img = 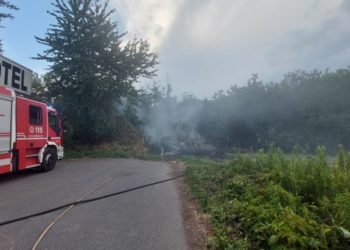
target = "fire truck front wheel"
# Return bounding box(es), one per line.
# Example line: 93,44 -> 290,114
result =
41,148 -> 58,172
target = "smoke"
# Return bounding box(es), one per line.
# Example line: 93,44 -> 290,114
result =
111,0 -> 184,49
138,87 -> 213,155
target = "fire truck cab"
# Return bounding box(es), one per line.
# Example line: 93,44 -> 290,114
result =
0,86 -> 64,175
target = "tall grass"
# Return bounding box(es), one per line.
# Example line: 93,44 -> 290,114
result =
185,147 -> 350,249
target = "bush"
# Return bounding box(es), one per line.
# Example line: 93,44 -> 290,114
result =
185,148 -> 350,249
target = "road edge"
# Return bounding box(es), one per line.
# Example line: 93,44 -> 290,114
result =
169,161 -> 212,250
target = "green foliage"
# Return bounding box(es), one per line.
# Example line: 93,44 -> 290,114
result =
65,143 -> 161,160
122,97 -> 143,127
0,0 -> 18,52
35,0 -> 158,144
65,147 -> 132,159
196,70 -> 350,153
29,73 -> 52,103
185,149 -> 350,249
137,68 -> 350,154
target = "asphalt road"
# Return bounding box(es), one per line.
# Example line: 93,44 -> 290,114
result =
0,159 -> 188,250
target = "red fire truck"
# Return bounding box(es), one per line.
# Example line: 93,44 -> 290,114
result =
0,56 -> 63,175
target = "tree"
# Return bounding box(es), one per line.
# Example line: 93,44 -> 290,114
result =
195,68 -> 350,153
0,0 -> 18,53
30,73 -> 52,103
35,0 -> 158,144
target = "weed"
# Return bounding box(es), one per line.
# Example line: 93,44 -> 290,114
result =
185,148 -> 350,249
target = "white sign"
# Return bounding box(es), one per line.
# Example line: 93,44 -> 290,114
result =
0,55 -> 33,95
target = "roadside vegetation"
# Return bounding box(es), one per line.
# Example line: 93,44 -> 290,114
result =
65,142 -> 161,161
137,69 -> 350,155
185,147 -> 350,249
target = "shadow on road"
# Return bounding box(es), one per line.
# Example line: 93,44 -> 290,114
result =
0,169 -> 40,185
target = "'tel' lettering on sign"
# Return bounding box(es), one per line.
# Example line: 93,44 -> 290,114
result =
0,55 -> 33,95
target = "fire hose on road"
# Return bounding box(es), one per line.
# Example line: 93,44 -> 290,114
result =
0,174 -> 184,228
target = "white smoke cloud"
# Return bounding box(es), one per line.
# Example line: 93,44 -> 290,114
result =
111,0 -> 184,49
112,0 -> 348,97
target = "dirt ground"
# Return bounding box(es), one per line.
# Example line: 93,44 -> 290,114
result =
169,161 -> 212,250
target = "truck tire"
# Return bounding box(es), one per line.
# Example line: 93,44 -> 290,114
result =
41,148 -> 57,172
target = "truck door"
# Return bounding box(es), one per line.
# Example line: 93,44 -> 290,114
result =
0,95 -> 13,174
16,98 -> 47,170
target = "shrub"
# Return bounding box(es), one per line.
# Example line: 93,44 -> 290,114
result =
185,148 -> 350,249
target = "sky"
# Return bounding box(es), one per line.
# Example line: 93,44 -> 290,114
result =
1,0 -> 350,98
